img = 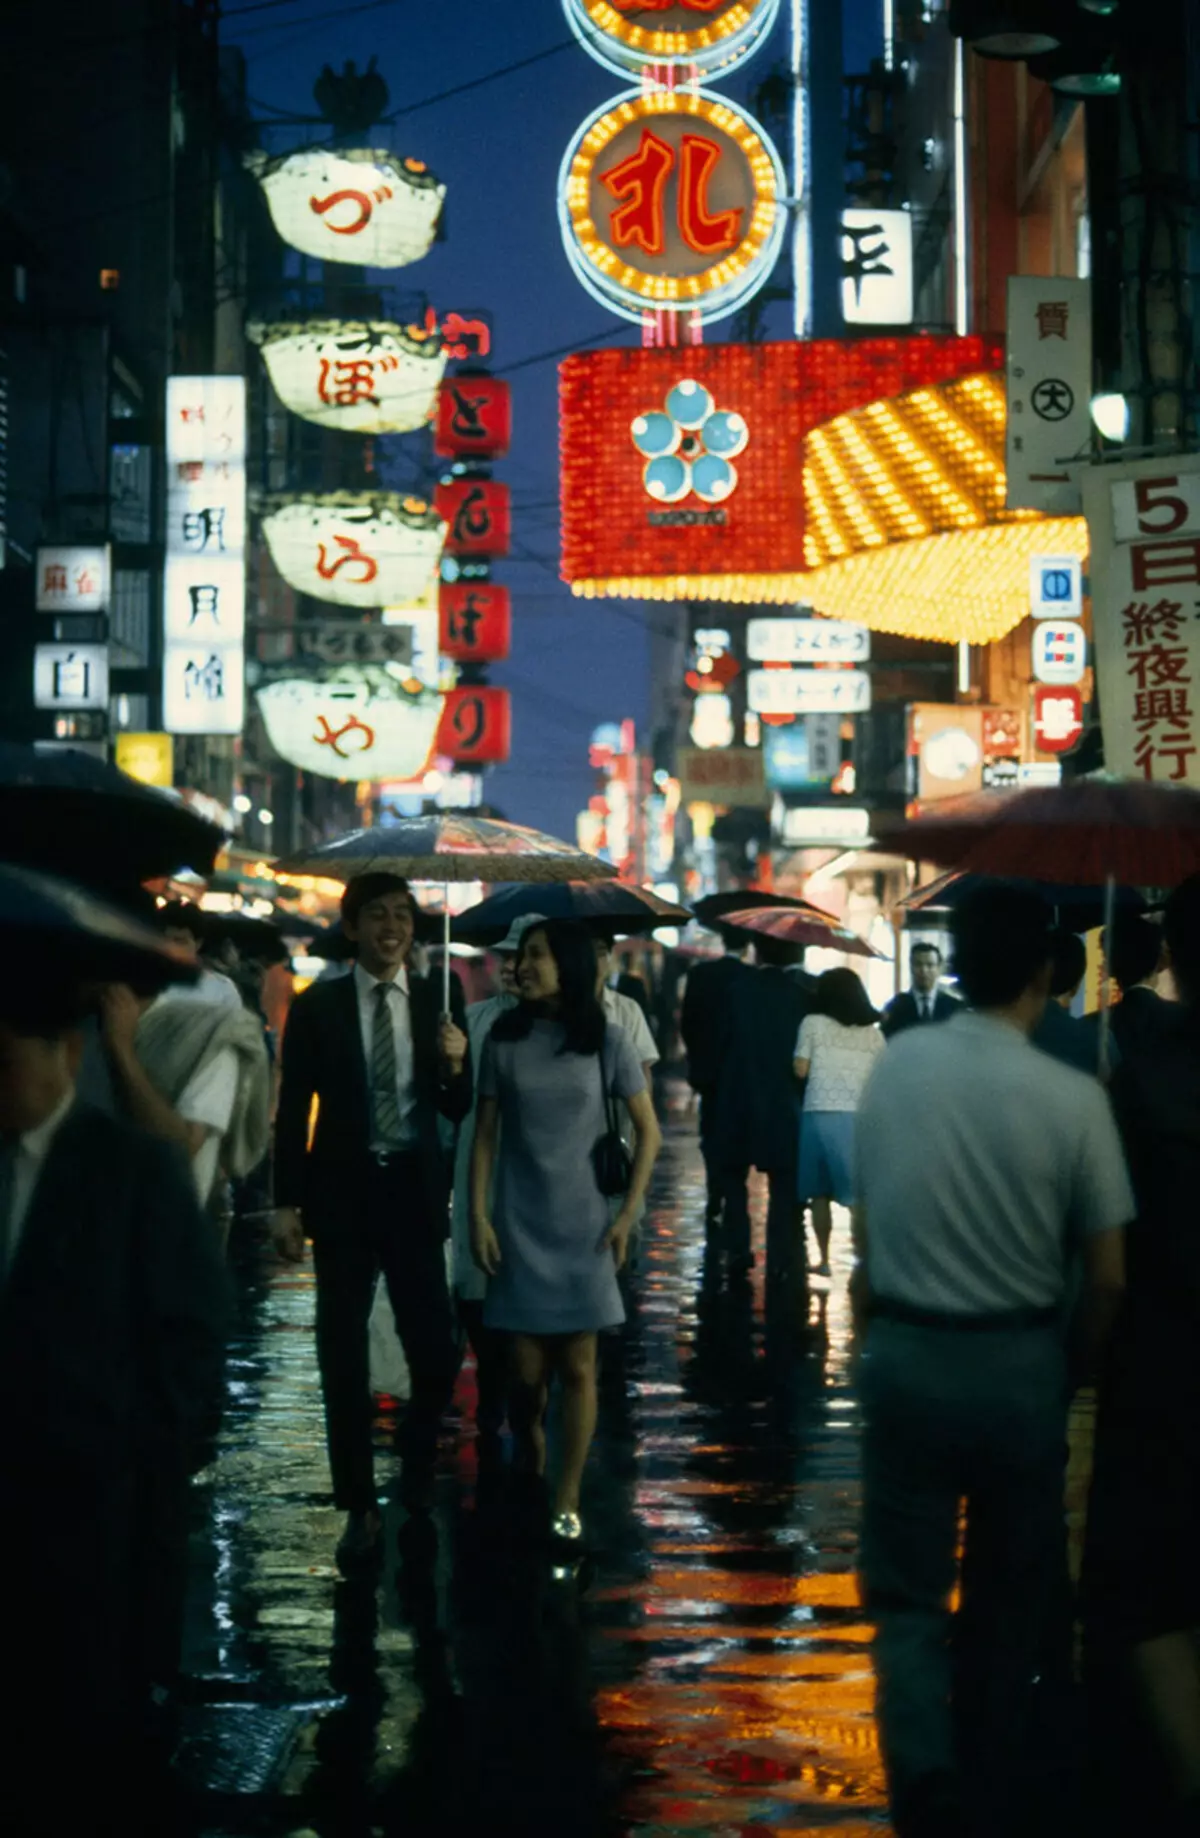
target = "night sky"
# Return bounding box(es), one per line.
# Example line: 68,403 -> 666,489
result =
225,0 -> 881,840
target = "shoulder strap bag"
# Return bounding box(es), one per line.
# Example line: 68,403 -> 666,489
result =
591,1024 -> 633,1199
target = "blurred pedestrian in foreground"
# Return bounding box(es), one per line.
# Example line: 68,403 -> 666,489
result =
681,925 -> 750,1233
273,873 -> 470,1569
470,919 -> 661,1551
855,882 -> 1132,1838
1105,908 -> 1174,1058
451,914 -> 544,1471
157,901 -> 241,1008
793,968 -> 883,1278
1087,875 -> 1200,1830
880,941 -> 961,1039
1032,927 -> 1108,1075
0,972 -> 230,1832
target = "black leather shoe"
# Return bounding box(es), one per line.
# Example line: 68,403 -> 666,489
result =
336,1509 -> 383,1572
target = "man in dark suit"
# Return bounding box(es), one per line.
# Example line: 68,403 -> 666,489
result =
1106,909 -> 1175,1059
681,930 -> 751,1234
881,941 -> 962,1039
0,974 -> 230,1831
273,873 -> 471,1567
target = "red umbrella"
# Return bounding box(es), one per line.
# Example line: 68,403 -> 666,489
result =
721,904 -> 883,960
878,780 -> 1200,887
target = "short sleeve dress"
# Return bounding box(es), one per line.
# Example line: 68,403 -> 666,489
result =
479,1019 -> 646,1335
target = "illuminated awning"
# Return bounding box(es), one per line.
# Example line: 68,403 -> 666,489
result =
802,372 -> 1088,644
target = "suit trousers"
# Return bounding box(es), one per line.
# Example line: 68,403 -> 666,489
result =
312,1153 -> 458,1513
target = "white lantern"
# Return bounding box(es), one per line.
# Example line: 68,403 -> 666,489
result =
244,148 -> 445,268
256,672 -> 442,782
261,493 -> 446,609
248,319 -> 447,434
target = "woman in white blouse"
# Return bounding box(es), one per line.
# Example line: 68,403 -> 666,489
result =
793,969 -> 885,1277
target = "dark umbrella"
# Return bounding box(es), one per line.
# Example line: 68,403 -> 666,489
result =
720,903 -> 884,961
0,743 -> 225,887
452,880 -> 690,945
897,868 -> 1146,930
0,864 -> 198,993
202,912 -> 290,966
691,889 -> 828,925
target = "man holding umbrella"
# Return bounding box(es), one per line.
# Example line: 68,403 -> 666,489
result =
273,873 -> 471,1566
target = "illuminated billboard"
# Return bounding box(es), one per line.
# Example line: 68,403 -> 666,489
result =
163,376 -> 245,736
261,493 -> 445,609
245,148 -> 445,269
562,0 -> 782,77
248,319 -> 446,434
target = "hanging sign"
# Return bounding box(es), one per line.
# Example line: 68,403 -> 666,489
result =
1030,554 -> 1083,619
438,582 -> 511,662
1033,685 -> 1084,755
248,319 -> 446,434
260,494 -> 445,609
436,686 -> 511,764
33,644 -> 109,710
244,147 -> 445,268
256,675 -> 442,781
562,0 -> 782,78
1032,620 -> 1086,686
747,667 -> 871,715
1005,276 -> 1091,515
35,545 -> 110,613
747,616 -> 870,663
1084,452 -> 1200,784
163,376 -> 245,736
559,87 -> 786,326
115,731 -> 174,787
677,745 -> 769,809
434,376 -> 512,459
841,209 -> 914,327
435,479 -> 512,556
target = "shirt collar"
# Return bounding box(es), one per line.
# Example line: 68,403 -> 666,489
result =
20,1085 -> 76,1164
354,961 -> 410,1000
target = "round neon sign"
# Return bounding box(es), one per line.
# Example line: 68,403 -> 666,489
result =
558,88 -> 786,326
562,0 -> 782,78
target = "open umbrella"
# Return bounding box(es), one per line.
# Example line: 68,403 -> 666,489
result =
274,814 -> 615,1007
896,868 -> 1146,930
453,879 -> 690,945
0,743 -> 225,888
691,889 -> 829,925
720,903 -> 883,961
0,864 -> 198,994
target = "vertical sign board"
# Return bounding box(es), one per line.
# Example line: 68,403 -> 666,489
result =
163,377 -> 246,736
1006,277 -> 1091,514
1084,454 -> 1200,784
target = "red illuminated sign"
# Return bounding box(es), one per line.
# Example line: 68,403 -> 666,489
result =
1034,684 -> 1084,755
434,376 -> 512,459
439,583 -> 511,662
435,480 -> 511,556
559,336 -> 1002,595
436,686 -> 511,763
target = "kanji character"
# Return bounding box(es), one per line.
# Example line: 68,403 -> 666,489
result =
1124,644 -> 1192,690
1036,301 -> 1070,339
1121,598 -> 1187,646
1134,687 -> 1193,724
315,534 -> 378,584
1131,539 -> 1200,593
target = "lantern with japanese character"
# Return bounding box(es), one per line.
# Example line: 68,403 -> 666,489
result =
261,493 -> 446,609
255,671 -> 442,781
248,318 -> 447,434
436,686 -> 511,764
434,376 -> 512,459
439,582 -> 511,661
244,148 -> 446,268
434,479 -> 511,556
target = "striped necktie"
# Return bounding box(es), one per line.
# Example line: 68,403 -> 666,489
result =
371,983 -> 404,1144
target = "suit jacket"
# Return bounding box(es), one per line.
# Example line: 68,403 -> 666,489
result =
274,966 -> 472,1236
1111,984 -> 1175,1061
711,964 -> 814,1172
681,955 -> 751,1092
880,988 -> 962,1040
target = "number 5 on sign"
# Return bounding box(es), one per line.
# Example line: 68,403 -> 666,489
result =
1112,472 -> 1200,543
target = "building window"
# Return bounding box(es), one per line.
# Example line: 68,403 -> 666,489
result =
110,569 -> 150,666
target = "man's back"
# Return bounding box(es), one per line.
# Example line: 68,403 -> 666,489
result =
681,955 -> 747,1090
858,1011 -> 1133,1314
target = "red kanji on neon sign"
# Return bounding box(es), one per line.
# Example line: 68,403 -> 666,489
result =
309,185 -> 393,235
436,687 -> 511,763
315,534 -> 379,584
601,130 -> 743,260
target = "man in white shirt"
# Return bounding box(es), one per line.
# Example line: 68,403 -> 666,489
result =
855,883 -> 1132,1838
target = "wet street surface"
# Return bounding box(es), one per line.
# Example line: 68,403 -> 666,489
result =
178,1094 -> 1086,1837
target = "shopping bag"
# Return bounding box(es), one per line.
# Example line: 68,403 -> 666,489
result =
368,1275 -> 411,1400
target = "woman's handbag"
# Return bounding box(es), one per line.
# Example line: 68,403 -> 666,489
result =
591,1030 -> 633,1199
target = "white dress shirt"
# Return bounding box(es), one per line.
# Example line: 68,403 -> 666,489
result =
3,1085 -> 76,1277
354,961 -> 418,1148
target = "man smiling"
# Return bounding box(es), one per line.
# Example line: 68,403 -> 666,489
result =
273,873 -> 471,1567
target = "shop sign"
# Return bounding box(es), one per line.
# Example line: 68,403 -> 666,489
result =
435,686 -> 511,764
747,616 -> 870,662
261,494 -> 445,609
33,644 -> 108,710
747,667 -> 870,715
562,0 -> 782,78
244,147 -> 445,268
434,376 -> 511,459
163,376 -> 245,736
1030,554 -> 1083,620
249,319 -> 446,434
35,545 -> 110,613
1005,276 -> 1091,514
255,675 -> 441,781
435,480 -> 511,556
677,744 -> 769,809
1033,684 -> 1084,755
841,209 -> 913,327
1032,621 -> 1086,685
114,731 -> 173,787
438,582 -> 511,661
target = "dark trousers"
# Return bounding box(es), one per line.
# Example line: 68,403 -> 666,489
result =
860,1318 -> 1067,1836
312,1153 -> 458,1513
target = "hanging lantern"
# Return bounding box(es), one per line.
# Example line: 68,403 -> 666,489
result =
260,493 -> 446,609
436,686 -> 512,763
434,479 -> 511,555
434,376 -> 512,459
438,582 -> 511,661
256,671 -> 443,781
247,318 -> 447,433
244,148 -> 446,268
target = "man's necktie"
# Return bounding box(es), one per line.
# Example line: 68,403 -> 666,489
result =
371,983 -> 404,1144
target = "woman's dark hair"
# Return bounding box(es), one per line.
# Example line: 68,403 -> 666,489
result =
814,967 -> 878,1027
491,918 -> 606,1055
1105,911 -> 1161,991
951,880 -> 1052,1009
1048,927 -> 1087,1000
1165,874 -> 1200,1006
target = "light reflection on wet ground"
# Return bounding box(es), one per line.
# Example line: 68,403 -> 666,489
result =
184,1096 -> 890,1834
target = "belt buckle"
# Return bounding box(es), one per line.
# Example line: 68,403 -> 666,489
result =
372,1148 -> 392,1169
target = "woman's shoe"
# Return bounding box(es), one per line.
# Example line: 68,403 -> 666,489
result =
550,1509 -> 584,1546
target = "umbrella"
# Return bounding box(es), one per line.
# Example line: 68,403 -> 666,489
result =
691,889 -> 829,925
452,879 -> 690,945
274,814 -> 615,1007
0,742 -> 225,887
0,864 -> 198,994
720,904 -> 883,961
896,868 -> 1146,930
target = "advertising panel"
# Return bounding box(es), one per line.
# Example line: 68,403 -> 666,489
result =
163,376 -> 245,736
260,494 -> 445,609
1005,276 -> 1091,515
249,320 -> 446,434
245,148 -> 445,268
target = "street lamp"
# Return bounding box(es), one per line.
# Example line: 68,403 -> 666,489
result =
1090,392 -> 1130,440
947,1 -> 1066,57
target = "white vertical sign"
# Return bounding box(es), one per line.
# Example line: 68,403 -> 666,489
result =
1005,277 -> 1091,514
1083,453 -> 1200,784
841,209 -> 913,326
163,377 -> 245,736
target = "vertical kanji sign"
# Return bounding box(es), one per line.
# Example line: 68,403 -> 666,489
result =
1006,276 -> 1091,515
1084,454 -> 1200,785
435,687 -> 511,763
438,583 -> 511,661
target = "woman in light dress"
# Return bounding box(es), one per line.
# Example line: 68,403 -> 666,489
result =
793,968 -> 884,1278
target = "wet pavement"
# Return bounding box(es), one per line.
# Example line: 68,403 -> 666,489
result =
177,1092 -> 1089,1837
